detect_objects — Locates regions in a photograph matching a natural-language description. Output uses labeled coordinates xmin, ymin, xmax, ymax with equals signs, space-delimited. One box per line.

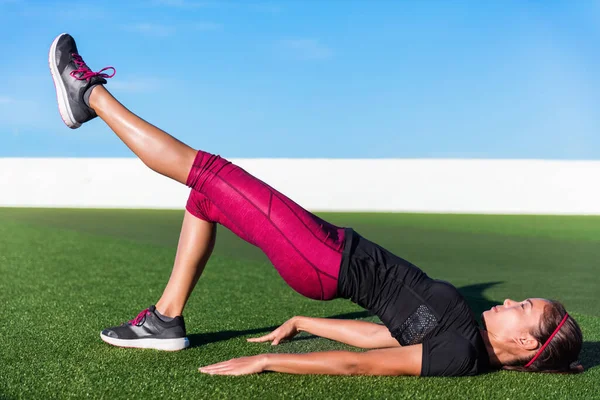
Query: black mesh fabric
xmin=397 ymin=304 xmax=438 ymax=346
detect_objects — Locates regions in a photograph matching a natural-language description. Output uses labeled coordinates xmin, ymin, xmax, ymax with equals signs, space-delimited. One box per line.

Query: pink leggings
xmin=185 ymin=150 xmax=346 ymax=300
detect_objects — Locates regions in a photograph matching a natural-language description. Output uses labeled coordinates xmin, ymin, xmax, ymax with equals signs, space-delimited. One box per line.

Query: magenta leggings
xmin=185 ymin=150 xmax=346 ymax=300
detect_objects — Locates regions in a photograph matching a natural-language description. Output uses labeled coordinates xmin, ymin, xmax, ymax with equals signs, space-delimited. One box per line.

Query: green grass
xmin=0 ymin=208 xmax=598 ymax=399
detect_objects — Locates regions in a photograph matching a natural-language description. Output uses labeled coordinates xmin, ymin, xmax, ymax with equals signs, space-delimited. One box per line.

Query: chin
xmin=481 ymin=311 xmax=488 ymax=330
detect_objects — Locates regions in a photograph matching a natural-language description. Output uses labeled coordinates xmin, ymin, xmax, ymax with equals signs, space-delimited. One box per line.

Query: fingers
xmin=199 ymin=357 xmax=261 ymax=376
xmin=201 ymin=360 xmax=230 ymax=369
xmin=247 ymin=337 xmax=280 ymax=345
xmin=201 ymin=368 xmax=241 ymax=376
xmin=247 ymin=333 xmax=274 ymax=343
xmin=200 ymin=366 xmax=235 ymax=375
xmin=199 ymin=359 xmax=234 ymax=374
xmin=247 ymin=336 xmax=270 ymax=343
xmin=199 ymin=364 xmax=230 ymax=374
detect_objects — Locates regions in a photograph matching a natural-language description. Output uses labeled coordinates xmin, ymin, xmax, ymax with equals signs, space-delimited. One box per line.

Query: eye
xmin=521 ymin=303 xmax=525 ymax=310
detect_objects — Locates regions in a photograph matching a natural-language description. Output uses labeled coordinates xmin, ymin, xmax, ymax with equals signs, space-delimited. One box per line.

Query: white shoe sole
xmin=100 ymin=332 xmax=190 ymax=351
xmin=48 ymin=33 xmax=80 ymax=129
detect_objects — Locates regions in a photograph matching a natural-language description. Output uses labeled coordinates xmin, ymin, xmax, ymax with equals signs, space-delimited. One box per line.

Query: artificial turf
xmin=0 ymin=208 xmax=598 ymax=399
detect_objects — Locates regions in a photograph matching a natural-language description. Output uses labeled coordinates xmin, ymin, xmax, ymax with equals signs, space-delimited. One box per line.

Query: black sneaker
xmin=100 ymin=306 xmax=190 ymax=351
xmin=48 ymin=33 xmax=115 ymax=129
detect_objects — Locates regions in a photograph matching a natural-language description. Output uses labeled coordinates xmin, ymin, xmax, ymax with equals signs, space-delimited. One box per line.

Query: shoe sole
xmin=48 ymin=33 xmax=80 ymax=129
xmin=100 ymin=332 xmax=190 ymax=351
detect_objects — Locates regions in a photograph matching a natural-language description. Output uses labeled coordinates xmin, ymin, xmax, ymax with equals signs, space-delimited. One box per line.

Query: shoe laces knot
xmin=70 ymin=53 xmax=116 ymax=81
xmin=129 ymin=308 xmax=151 ymax=326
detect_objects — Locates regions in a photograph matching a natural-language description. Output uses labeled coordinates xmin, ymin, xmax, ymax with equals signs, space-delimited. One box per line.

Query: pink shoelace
xmin=129 ymin=308 xmax=151 ymax=326
xmin=69 ymin=53 xmax=116 ymax=81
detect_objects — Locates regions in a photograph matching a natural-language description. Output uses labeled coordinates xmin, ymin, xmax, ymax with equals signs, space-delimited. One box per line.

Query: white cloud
xmin=124 ymin=23 xmax=176 ymax=37
xmin=279 ymin=38 xmax=333 ymax=60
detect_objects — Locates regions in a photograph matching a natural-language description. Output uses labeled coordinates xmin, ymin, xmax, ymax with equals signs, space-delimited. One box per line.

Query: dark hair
xmin=504 ymin=300 xmax=583 ymax=374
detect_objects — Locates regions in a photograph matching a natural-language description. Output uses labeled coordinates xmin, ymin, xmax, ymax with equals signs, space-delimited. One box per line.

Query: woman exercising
xmin=49 ymin=33 xmax=583 ymax=377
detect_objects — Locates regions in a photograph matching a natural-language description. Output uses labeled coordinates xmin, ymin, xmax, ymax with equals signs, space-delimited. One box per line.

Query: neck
xmin=480 ymin=329 xmax=518 ymax=368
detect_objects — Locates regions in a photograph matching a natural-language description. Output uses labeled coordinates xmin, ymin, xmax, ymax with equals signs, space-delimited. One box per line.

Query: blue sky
xmin=1 ymin=0 xmax=599 ymax=159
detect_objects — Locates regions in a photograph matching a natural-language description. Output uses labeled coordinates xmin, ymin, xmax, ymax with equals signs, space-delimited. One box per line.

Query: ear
xmin=517 ymin=334 xmax=539 ymax=352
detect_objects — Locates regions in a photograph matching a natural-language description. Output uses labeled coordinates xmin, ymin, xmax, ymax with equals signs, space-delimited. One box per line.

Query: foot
xmin=100 ymin=306 xmax=190 ymax=351
xmin=48 ymin=33 xmax=115 ymax=129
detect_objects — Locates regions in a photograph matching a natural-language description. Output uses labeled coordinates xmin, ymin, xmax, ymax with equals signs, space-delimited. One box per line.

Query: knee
xmin=185 ymin=190 xmax=213 ymax=222
xmin=186 ymin=151 xmax=230 ymax=190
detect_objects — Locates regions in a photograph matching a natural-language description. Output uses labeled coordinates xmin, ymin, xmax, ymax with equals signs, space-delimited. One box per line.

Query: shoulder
xmin=426 ymin=280 xmax=476 ymax=328
xmin=421 ymin=331 xmax=484 ymax=377
xmin=427 ymin=280 xmax=465 ymax=307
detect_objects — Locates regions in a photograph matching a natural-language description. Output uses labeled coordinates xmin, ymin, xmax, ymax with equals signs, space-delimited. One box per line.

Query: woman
xmin=49 ymin=33 xmax=583 ymax=377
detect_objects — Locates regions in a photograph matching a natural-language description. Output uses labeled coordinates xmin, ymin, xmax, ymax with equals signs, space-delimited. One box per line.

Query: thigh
xmin=186 ymin=151 xmax=346 ymax=300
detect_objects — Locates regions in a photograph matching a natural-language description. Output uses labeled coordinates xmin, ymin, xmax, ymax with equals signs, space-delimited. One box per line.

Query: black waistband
xmin=336 ymin=227 xmax=355 ymax=298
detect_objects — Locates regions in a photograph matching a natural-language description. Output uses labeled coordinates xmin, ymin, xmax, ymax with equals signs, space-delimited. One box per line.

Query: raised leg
xmin=89 ymin=85 xmax=197 ymax=185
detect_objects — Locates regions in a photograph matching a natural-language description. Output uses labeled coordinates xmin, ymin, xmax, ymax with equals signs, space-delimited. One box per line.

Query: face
xmin=482 ymin=298 xmax=550 ymax=344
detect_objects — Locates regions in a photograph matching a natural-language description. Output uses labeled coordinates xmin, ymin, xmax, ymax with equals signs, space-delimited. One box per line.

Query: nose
xmin=503 ymin=299 xmax=514 ymax=307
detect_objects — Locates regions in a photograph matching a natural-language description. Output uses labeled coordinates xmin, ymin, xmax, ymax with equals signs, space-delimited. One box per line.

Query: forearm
xmin=200 ymin=346 xmax=422 ymax=376
xmin=263 ymin=351 xmax=362 ymax=375
xmin=295 ymin=317 xmax=397 ymax=349
xmin=262 ymin=347 xmax=420 ymax=376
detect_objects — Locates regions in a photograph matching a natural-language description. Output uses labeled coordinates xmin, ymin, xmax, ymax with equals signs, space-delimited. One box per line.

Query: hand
xmin=247 ymin=317 xmax=300 ymax=345
xmin=199 ymin=355 xmax=267 ymax=376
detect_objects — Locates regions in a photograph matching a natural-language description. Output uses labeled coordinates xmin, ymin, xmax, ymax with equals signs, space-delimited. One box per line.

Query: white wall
xmin=1 ymin=158 xmax=599 ymax=214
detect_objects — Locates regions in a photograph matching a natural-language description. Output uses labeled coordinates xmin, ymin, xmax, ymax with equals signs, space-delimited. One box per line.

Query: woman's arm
xmin=199 ymin=345 xmax=423 ymax=376
xmin=248 ymin=316 xmax=400 ymax=349
xmin=297 ymin=317 xmax=400 ymax=349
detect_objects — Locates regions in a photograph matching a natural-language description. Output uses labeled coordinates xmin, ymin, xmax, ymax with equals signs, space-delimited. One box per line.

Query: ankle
xmin=155 ymin=302 xmax=183 ymax=318
xmin=86 ymin=84 xmax=105 ymax=111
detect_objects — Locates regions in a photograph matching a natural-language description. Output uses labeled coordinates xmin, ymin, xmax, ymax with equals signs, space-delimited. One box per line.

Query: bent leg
xmin=186 ymin=154 xmax=345 ymax=300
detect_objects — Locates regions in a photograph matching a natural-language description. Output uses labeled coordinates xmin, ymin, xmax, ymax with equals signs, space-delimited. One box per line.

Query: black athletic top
xmin=337 ymin=228 xmax=490 ymax=377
